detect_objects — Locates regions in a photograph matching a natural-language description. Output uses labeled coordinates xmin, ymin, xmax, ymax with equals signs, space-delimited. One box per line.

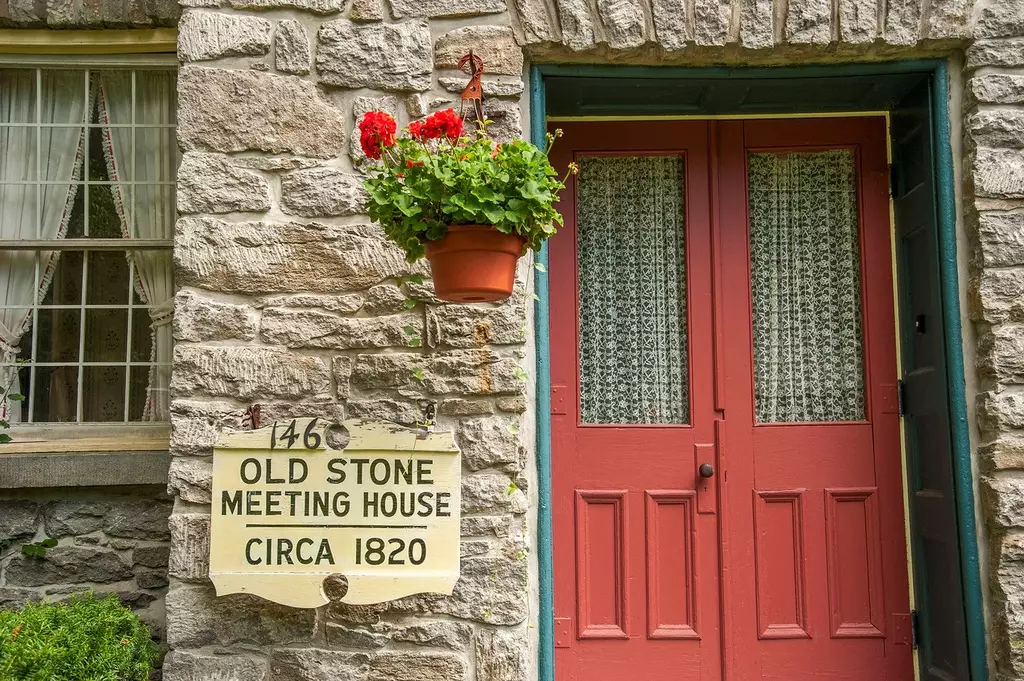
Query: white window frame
xmin=1 ymin=47 xmax=177 ymax=452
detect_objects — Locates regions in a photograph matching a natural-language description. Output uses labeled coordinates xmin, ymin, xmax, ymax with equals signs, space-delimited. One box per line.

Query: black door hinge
xmin=897 ymin=379 xmax=907 ymax=417
xmin=910 ymin=609 xmax=920 ymax=649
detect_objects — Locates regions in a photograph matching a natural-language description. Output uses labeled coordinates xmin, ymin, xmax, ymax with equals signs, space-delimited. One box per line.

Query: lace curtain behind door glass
xmin=748 ymin=149 xmax=865 ymax=423
xmin=577 ymin=155 xmax=689 ymax=425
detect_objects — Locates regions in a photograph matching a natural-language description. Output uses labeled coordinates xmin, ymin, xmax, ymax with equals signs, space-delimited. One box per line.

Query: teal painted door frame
xmin=529 ymin=60 xmax=987 ymax=681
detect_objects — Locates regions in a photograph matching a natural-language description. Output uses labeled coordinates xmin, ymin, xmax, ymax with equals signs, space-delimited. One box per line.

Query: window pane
xmin=83 ymin=365 xmax=126 ymax=421
xmin=577 ymin=155 xmax=689 ymax=425
xmin=748 ymin=149 xmax=865 ymax=423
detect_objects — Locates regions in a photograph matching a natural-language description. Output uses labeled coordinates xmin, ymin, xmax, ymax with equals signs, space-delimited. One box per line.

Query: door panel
xmin=549 ymin=118 xmax=912 ymax=681
xmin=549 ymin=121 xmax=720 ymax=681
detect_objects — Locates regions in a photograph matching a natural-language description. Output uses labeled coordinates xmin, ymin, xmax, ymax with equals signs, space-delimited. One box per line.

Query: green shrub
xmin=0 ymin=593 xmax=158 ymax=681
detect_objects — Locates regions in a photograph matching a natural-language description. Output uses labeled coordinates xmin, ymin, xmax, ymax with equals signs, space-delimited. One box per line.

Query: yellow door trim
xmin=0 ymin=28 xmax=177 ymax=54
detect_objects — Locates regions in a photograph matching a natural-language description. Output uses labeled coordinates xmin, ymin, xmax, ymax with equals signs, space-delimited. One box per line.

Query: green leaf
xmin=8 ymin=392 xmax=25 ymax=402
xmin=404 ymin=298 xmax=417 ymax=310
xmin=412 ymin=367 xmax=425 ymax=381
xmin=0 ymin=433 xmax=11 ymax=444
xmin=403 ymin=325 xmax=418 ymax=336
xmin=505 ymin=481 xmax=519 ymax=496
xmin=40 ymin=537 xmax=57 ymax=548
xmin=534 ymin=262 xmax=547 ymax=273
xmin=407 ymin=275 xmax=425 ymax=285
xmin=532 ymin=293 xmax=541 ymax=302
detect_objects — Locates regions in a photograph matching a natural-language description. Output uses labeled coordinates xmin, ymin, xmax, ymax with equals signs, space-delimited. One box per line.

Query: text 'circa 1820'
xmin=209 ymin=418 xmax=461 ymax=609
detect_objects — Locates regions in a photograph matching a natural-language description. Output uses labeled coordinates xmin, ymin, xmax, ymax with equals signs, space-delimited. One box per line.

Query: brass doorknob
xmin=698 ymin=463 xmax=715 ymax=478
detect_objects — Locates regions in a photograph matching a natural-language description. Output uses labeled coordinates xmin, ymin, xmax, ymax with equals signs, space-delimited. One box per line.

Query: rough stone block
xmin=163 ymin=650 xmax=269 ymax=681
xmin=261 ymin=309 xmax=422 ymax=349
xmin=968 ymin=39 xmax=1024 ymax=69
xmin=174 ymin=289 xmax=259 ymax=342
xmin=350 ymin=0 xmax=384 ymax=20
xmin=346 ymin=399 xmax=421 ymax=425
xmin=168 ymin=513 xmax=211 ymax=582
xmin=178 ymin=10 xmax=271 ymax=61
xmin=971 ymin=74 xmax=1024 ymax=105
xmin=475 ymin=628 xmax=527 ymax=681
xmin=261 ymin=294 xmax=365 ymax=313
xmin=457 ymin=417 xmax=520 ymax=471
xmin=425 ymin=302 xmax=524 ymax=348
xmin=460 ymin=515 xmax=513 ymax=537
xmin=269 ymin=649 xmax=369 ymax=681
xmin=651 ymin=0 xmax=689 ymax=50
xmin=390 ymin=0 xmax=502 ymax=17
xmin=596 ymin=0 xmax=645 ymax=48
xmin=557 ymin=0 xmax=596 ymax=50
xmin=171 ymin=399 xmax=245 ymax=457
xmin=982 ymin=433 xmax=1024 ymax=472
xmin=438 ymin=77 xmax=524 ymax=97
xmin=317 ymin=20 xmax=432 ymax=91
xmin=275 ymin=19 xmax=311 ymax=74
xmin=105 ymin=499 xmax=173 ymax=540
xmin=970 ymin=110 xmax=1024 ymax=148
xmin=980 ymin=325 xmax=1024 ymax=384
xmin=739 ymin=0 xmax=773 ymax=49
xmin=136 ymin=568 xmax=169 ymax=589
xmin=326 ymin=622 xmax=391 ymax=649
xmin=785 ymin=0 xmax=831 ymax=44
xmin=280 ymin=167 xmax=368 ymax=217
xmin=43 ymin=500 xmax=107 ymax=537
xmin=172 ymin=345 xmax=331 ymax=401
xmin=6 ymin=546 xmax=134 ymax=586
xmin=167 ymin=585 xmax=316 ymax=647
xmin=883 ymin=0 xmax=921 ymax=45
xmin=362 ymin=285 xmax=407 ymax=315
xmin=393 ymin=620 xmax=473 ymax=650
xmin=974 ymin=148 xmax=1024 ymax=199
xmin=334 ymin=356 xmax=354 ymax=400
xmin=133 ymin=544 xmax=171 ymax=568
xmin=976 ymin=0 xmax=1024 ymax=38
xmin=229 ymin=0 xmax=343 ymax=12
xmin=177 ymin=152 xmax=272 ymax=214
xmin=0 ymin=588 xmax=41 ymax=609
xmin=179 ymin=67 xmax=346 ymax=158
xmin=351 ymin=350 xmax=524 ymax=396
xmin=368 ymin=652 xmax=467 ymax=681
xmin=978 ymin=212 xmax=1024 ymax=268
xmin=925 ymin=0 xmax=970 ymax=38
xmin=176 ymin=219 xmax=420 ymax=294
xmin=837 ymin=0 xmax=877 ymax=42
xmin=0 ymin=500 xmax=39 ymax=540
xmin=478 ymin=98 xmax=523 ymax=144
xmin=496 ymin=395 xmax=526 ymax=413
xmin=980 ymin=388 xmax=1024 ymax=432
xmin=462 ymin=471 xmax=528 ymax=514
xmin=511 ymin=0 xmax=558 ymax=43
xmin=974 ymin=268 xmax=1024 ymax=323
xmin=694 ymin=0 xmax=729 ymax=45
xmin=168 ymin=456 xmax=213 ymax=504
xmin=985 ymin=473 xmax=1024 ymax=527
xmin=440 ymin=398 xmax=494 ymax=416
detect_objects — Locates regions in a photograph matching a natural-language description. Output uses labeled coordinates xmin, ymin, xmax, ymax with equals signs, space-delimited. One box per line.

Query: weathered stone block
xmin=980 ymin=388 xmax=1024 ymax=432
xmin=317 ymin=20 xmax=432 ymax=91
xmin=976 ymin=0 xmax=1024 ymax=38
xmin=174 ymin=289 xmax=259 ymax=342
xmin=926 ymin=0 xmax=970 ymax=38
xmin=883 ymin=0 xmax=920 ymax=45
xmin=172 ymin=345 xmax=331 ymax=401
xmin=460 ymin=515 xmax=513 ymax=537
xmin=326 ymin=622 xmax=391 ymax=649
xmin=597 ymin=0 xmax=646 ymax=48
xmin=651 ymin=0 xmax=689 ymax=50
xmin=167 ymin=585 xmax=316 ymax=647
xmin=438 ymin=77 xmax=524 ymax=97
xmin=973 ymin=268 xmax=1024 ymax=323
xmin=350 ymin=0 xmax=384 ymax=20
xmin=261 ymin=308 xmax=422 ymax=349
xmin=496 ymin=395 xmax=526 ymax=413
xmin=694 ymin=0 xmax=729 ymax=45
xmin=163 ymin=650 xmax=269 ymax=681
xmin=352 ymin=350 xmax=524 ymax=396
xmin=970 ymin=110 xmax=1024 ymax=148
xmin=168 ymin=513 xmax=211 ymax=582
xmin=739 ymin=0 xmax=773 ymax=49
xmin=980 ymin=325 xmax=1024 ymax=384
xmin=133 ymin=544 xmax=171 ymax=568
xmin=275 ymin=19 xmax=311 ymax=74
xmin=457 ymin=417 xmax=519 ymax=471
xmin=475 ymin=628 xmax=528 ymax=681
xmin=168 ymin=456 xmax=213 ymax=504
xmin=0 ymin=500 xmax=39 ymax=540
xmin=0 ymin=588 xmax=41 ymax=610
xmin=462 ymin=471 xmax=528 ymax=514
xmin=978 ymin=212 xmax=1024 ymax=268
xmin=334 ymin=356 xmax=354 ymax=400
xmin=557 ymin=0 xmax=596 ymax=50
xmin=176 ymin=219 xmax=420 ymax=294
xmin=974 ymin=148 xmax=1024 ymax=199
xmin=982 ymin=433 xmax=1024 ymax=471
xmin=43 ymin=500 xmax=107 ymax=537
xmin=347 ymin=399 xmax=421 ymax=425
xmin=171 ymin=399 xmax=245 ymax=457
xmin=368 ymin=651 xmax=467 ymax=681
xmin=511 ymin=0 xmax=558 ymax=43
xmin=479 ymin=98 xmax=523 ymax=144
xmin=261 ymin=293 xmax=365 ymax=313
xmin=136 ymin=568 xmax=169 ymax=589
xmin=984 ymin=474 xmax=1024 ymax=527
xmin=177 ymin=152 xmax=272 ymax=214
xmin=390 ymin=0 xmax=502 ymax=17
xmin=6 ymin=546 xmax=134 ymax=586
xmin=837 ymin=0 xmax=877 ymax=42
xmin=229 ymin=0 xmax=343 ymax=12
xmin=179 ymin=67 xmax=346 ymax=158
xmin=393 ymin=620 xmax=473 ymax=650
xmin=269 ymin=649 xmax=369 ymax=681
xmin=970 ymin=74 xmax=1024 ymax=105
xmin=426 ymin=302 xmax=524 ymax=348
xmin=440 ymin=398 xmax=494 ymax=416
xmin=281 ymin=167 xmax=367 ymax=217
xmin=968 ymin=39 xmax=1024 ymax=69
xmin=178 ymin=10 xmax=271 ymax=61
xmin=105 ymin=499 xmax=173 ymax=540
xmin=786 ymin=0 xmax=831 ymax=44
xmin=363 ymin=285 xmax=408 ymax=315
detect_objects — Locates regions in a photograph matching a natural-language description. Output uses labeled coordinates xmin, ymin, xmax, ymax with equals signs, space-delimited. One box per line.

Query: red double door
xmin=549 ymin=119 xmax=913 ymax=681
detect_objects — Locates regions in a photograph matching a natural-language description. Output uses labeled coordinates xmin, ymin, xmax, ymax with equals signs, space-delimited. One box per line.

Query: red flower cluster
xmin=358 ymin=110 xmax=397 ymax=160
xmin=409 ymin=108 xmax=465 ymax=142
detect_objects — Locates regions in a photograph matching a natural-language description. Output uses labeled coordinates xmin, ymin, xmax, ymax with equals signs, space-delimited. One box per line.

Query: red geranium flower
xmin=408 ymin=120 xmax=426 ymax=141
xmin=423 ymin=108 xmax=464 ymax=141
xmin=358 ymin=110 xmax=397 ymax=160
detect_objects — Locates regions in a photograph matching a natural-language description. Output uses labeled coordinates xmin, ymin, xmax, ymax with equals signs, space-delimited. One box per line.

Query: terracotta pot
xmin=425 ymin=225 xmax=526 ymax=303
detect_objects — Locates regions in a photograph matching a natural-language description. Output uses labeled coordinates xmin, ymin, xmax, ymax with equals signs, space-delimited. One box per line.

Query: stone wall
xmin=0 ymin=487 xmax=173 ymax=646
xmin=0 ymin=0 xmax=178 ymax=28
xmin=160 ymin=0 xmax=1024 ymax=679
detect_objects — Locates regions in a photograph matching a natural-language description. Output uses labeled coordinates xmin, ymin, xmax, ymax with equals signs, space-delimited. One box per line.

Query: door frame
xmin=529 ymin=59 xmax=987 ymax=681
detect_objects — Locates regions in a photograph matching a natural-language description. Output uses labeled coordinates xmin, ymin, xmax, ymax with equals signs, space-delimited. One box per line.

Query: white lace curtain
xmin=98 ymin=71 xmax=177 ymax=421
xmin=0 ymin=71 xmax=88 ymax=423
xmin=748 ymin=150 xmax=865 ymax=423
xmin=576 ymin=155 xmax=689 ymax=425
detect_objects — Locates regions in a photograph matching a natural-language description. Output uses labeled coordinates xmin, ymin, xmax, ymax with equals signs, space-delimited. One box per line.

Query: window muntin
xmin=0 ymin=65 xmax=177 ymax=424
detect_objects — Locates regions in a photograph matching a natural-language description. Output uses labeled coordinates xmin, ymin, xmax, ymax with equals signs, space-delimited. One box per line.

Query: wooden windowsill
xmin=0 ymin=28 xmax=178 ymax=55
xmin=2 ymin=422 xmax=170 ymax=454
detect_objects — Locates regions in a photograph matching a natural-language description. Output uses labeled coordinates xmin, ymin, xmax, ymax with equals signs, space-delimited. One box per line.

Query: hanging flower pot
xmin=358 ymin=106 xmax=577 ymax=304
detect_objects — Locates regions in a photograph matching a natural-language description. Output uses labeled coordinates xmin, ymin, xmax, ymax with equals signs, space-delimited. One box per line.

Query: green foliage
xmin=0 ymin=594 xmax=159 ymax=681
xmin=364 ymin=127 xmax=574 ymax=263
xmin=20 ymin=538 xmax=57 ymax=560
xmin=0 ymin=360 xmax=27 ymax=445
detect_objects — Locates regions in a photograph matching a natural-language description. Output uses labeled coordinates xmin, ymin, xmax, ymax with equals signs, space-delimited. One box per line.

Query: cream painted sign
xmin=210 ymin=418 xmax=461 ymax=609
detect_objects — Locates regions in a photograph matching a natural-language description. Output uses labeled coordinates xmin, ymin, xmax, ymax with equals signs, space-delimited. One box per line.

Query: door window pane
xmin=748 ymin=149 xmax=865 ymax=423
xmin=577 ymin=155 xmax=689 ymax=425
